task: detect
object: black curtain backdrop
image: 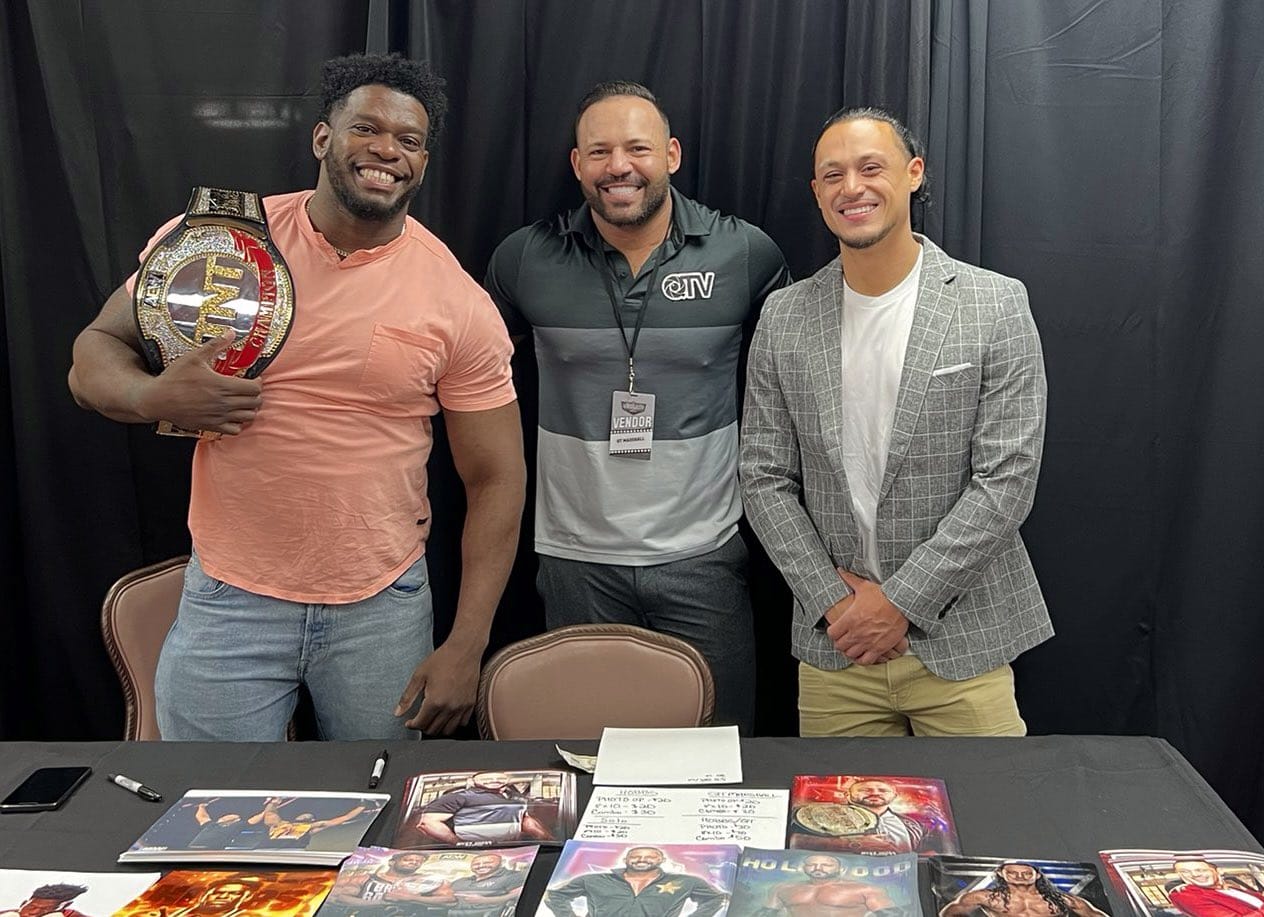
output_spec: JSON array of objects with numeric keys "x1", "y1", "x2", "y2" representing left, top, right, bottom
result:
[{"x1": 3, "y1": 0, "x2": 1263, "y2": 838}]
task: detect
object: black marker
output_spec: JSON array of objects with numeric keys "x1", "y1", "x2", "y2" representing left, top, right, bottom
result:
[
  {"x1": 368, "y1": 749, "x2": 389, "y2": 789},
  {"x1": 107, "y1": 773, "x2": 163, "y2": 802}
]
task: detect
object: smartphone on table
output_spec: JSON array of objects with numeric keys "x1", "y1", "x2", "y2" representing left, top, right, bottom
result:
[{"x1": 0, "y1": 766, "x2": 92, "y2": 813}]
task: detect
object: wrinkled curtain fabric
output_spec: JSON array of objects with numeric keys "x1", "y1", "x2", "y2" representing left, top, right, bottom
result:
[{"x1": 2, "y1": 0, "x2": 1262, "y2": 838}]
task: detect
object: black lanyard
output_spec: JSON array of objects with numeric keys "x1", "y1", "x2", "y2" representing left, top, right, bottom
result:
[{"x1": 599, "y1": 234, "x2": 670, "y2": 393}]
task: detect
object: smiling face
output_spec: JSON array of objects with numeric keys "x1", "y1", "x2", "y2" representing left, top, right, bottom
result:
[
  {"x1": 393, "y1": 853, "x2": 428, "y2": 873},
  {"x1": 313, "y1": 84, "x2": 430, "y2": 222},
  {"x1": 1175, "y1": 862, "x2": 1221, "y2": 888},
  {"x1": 473, "y1": 772, "x2": 510, "y2": 791},
  {"x1": 811, "y1": 118, "x2": 923, "y2": 253},
  {"x1": 571, "y1": 95, "x2": 680, "y2": 230},
  {"x1": 624, "y1": 847, "x2": 666, "y2": 873},
  {"x1": 471, "y1": 855, "x2": 502, "y2": 877}
]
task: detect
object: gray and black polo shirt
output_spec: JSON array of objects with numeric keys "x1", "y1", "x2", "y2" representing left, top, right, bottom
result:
[{"x1": 485, "y1": 189, "x2": 790, "y2": 565}]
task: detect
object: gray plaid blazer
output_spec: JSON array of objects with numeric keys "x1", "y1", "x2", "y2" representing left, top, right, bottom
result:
[{"x1": 739, "y1": 237, "x2": 1053, "y2": 679}]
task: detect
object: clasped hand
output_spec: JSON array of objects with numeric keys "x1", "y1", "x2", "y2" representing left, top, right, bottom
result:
[{"x1": 824, "y1": 569, "x2": 909, "y2": 665}]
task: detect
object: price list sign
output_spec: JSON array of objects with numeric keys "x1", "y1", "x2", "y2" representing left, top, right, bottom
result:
[{"x1": 575, "y1": 787, "x2": 789, "y2": 847}]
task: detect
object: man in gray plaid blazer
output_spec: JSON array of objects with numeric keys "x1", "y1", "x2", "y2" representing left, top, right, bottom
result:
[{"x1": 739, "y1": 107, "x2": 1052, "y2": 736}]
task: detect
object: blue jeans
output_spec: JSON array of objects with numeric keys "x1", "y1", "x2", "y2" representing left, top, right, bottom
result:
[{"x1": 154, "y1": 553, "x2": 433, "y2": 741}]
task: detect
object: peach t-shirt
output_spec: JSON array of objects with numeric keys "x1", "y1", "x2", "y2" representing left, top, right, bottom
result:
[{"x1": 128, "y1": 191, "x2": 516, "y2": 602}]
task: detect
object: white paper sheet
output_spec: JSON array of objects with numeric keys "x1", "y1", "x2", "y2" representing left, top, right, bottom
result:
[
  {"x1": 576, "y1": 786, "x2": 789, "y2": 846},
  {"x1": 0, "y1": 868, "x2": 161, "y2": 916},
  {"x1": 593, "y1": 725, "x2": 742, "y2": 785}
]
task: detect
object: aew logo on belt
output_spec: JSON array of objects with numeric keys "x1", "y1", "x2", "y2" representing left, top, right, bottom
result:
[{"x1": 661, "y1": 271, "x2": 715, "y2": 301}]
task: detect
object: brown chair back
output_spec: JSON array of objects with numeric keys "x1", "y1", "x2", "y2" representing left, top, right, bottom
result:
[
  {"x1": 100, "y1": 556, "x2": 188, "y2": 740},
  {"x1": 476, "y1": 623, "x2": 715, "y2": 740}
]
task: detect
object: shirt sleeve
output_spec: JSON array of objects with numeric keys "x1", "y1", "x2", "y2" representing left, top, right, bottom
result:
[
  {"x1": 737, "y1": 227, "x2": 794, "y2": 412},
  {"x1": 543, "y1": 875, "x2": 589, "y2": 916},
  {"x1": 436, "y1": 280, "x2": 518, "y2": 412},
  {"x1": 880, "y1": 276, "x2": 1046, "y2": 632},
  {"x1": 483, "y1": 228, "x2": 532, "y2": 337},
  {"x1": 497, "y1": 873, "x2": 526, "y2": 893},
  {"x1": 745, "y1": 227, "x2": 793, "y2": 326},
  {"x1": 739, "y1": 293, "x2": 852, "y2": 622},
  {"x1": 685, "y1": 877, "x2": 728, "y2": 917}
]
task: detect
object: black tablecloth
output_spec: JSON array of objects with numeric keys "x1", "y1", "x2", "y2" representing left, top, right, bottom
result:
[{"x1": 0, "y1": 736, "x2": 1257, "y2": 911}]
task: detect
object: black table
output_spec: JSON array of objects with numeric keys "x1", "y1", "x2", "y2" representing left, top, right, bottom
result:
[{"x1": 0, "y1": 736, "x2": 1257, "y2": 911}]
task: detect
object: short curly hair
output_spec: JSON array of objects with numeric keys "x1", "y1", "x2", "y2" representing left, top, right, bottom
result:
[{"x1": 319, "y1": 53, "x2": 448, "y2": 146}]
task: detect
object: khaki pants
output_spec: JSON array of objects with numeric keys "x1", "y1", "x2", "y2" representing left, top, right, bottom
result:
[{"x1": 799, "y1": 656, "x2": 1026, "y2": 737}]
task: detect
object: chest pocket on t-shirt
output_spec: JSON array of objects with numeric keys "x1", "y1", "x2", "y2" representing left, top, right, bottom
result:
[{"x1": 359, "y1": 323, "x2": 443, "y2": 415}]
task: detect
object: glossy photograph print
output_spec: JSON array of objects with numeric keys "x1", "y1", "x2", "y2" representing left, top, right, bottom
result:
[{"x1": 788, "y1": 775, "x2": 959, "y2": 856}]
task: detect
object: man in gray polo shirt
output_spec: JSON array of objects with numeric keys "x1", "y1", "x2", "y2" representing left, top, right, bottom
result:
[{"x1": 484, "y1": 81, "x2": 789, "y2": 733}]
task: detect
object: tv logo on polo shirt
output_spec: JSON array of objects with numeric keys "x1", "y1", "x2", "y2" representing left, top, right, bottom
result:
[{"x1": 661, "y1": 271, "x2": 715, "y2": 301}]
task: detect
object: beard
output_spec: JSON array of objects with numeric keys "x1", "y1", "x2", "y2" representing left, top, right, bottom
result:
[
  {"x1": 583, "y1": 174, "x2": 670, "y2": 227},
  {"x1": 325, "y1": 154, "x2": 420, "y2": 222},
  {"x1": 833, "y1": 218, "x2": 895, "y2": 251}
]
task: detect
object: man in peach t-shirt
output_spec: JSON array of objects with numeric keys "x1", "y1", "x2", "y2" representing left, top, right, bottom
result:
[{"x1": 68, "y1": 54, "x2": 524, "y2": 741}]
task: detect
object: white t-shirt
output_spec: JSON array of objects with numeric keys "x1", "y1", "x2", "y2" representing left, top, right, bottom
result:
[{"x1": 840, "y1": 248, "x2": 924, "y2": 580}]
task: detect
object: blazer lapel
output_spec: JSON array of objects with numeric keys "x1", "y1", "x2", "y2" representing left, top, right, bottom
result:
[
  {"x1": 804, "y1": 261, "x2": 857, "y2": 529},
  {"x1": 878, "y1": 239, "x2": 960, "y2": 503}
]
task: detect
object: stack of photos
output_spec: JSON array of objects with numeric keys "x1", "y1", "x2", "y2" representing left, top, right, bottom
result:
[
  {"x1": 788, "y1": 775, "x2": 960, "y2": 856},
  {"x1": 112, "y1": 869, "x2": 335, "y2": 917},
  {"x1": 729, "y1": 848, "x2": 921, "y2": 917},
  {"x1": 319, "y1": 845, "x2": 539, "y2": 917},
  {"x1": 392, "y1": 770, "x2": 577, "y2": 850},
  {"x1": 0, "y1": 869, "x2": 160, "y2": 917},
  {"x1": 1100, "y1": 849, "x2": 1264, "y2": 917},
  {"x1": 118, "y1": 790, "x2": 391, "y2": 865},
  {"x1": 536, "y1": 841, "x2": 741, "y2": 917},
  {"x1": 931, "y1": 856, "x2": 1113, "y2": 917}
]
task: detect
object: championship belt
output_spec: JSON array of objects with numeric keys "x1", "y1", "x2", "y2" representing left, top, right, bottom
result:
[
  {"x1": 133, "y1": 186, "x2": 295, "y2": 438},
  {"x1": 791, "y1": 802, "x2": 879, "y2": 837}
]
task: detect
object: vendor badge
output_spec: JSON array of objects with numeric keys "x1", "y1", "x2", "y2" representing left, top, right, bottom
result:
[{"x1": 609, "y1": 391, "x2": 655, "y2": 458}]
